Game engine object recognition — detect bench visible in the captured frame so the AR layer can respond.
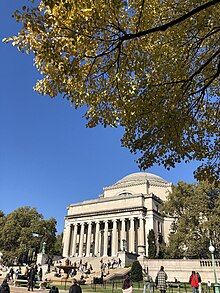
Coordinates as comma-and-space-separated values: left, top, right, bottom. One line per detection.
14, 279, 28, 287
167, 282, 183, 288
14, 279, 51, 289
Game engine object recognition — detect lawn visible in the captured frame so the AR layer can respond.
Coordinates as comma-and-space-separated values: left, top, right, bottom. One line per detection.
55, 281, 213, 293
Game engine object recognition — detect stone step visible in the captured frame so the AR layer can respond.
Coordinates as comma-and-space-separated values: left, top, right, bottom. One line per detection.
104, 267, 131, 281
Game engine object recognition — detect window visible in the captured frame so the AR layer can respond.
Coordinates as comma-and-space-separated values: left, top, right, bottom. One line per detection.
119, 192, 132, 196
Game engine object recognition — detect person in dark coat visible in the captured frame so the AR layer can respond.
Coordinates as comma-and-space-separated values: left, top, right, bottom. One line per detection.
122, 274, 132, 293
69, 279, 82, 293
38, 268, 42, 281
9, 268, 14, 280
0, 279, 10, 293
27, 267, 36, 291
155, 266, 168, 293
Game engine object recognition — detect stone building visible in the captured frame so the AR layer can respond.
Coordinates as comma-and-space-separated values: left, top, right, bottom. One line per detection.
62, 172, 173, 259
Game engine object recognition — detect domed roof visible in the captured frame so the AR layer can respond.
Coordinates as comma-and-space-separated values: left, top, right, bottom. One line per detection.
113, 172, 169, 187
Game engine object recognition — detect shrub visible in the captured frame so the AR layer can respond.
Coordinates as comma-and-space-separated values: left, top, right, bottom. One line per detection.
130, 260, 143, 282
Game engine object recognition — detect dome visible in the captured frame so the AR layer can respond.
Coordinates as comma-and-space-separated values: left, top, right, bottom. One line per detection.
113, 172, 169, 187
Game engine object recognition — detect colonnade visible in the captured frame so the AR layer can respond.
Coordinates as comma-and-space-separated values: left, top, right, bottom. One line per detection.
63, 216, 153, 258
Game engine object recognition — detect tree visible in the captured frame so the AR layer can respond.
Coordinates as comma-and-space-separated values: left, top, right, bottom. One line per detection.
163, 181, 220, 258
130, 260, 143, 282
0, 206, 57, 264
3, 0, 220, 183
0, 211, 6, 252
148, 229, 157, 259
158, 238, 167, 259
53, 232, 63, 256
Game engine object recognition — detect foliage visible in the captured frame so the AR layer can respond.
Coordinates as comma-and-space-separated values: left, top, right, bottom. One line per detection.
0, 206, 57, 264
3, 0, 220, 183
130, 260, 143, 282
163, 181, 220, 258
148, 229, 157, 259
53, 232, 63, 256
157, 241, 167, 259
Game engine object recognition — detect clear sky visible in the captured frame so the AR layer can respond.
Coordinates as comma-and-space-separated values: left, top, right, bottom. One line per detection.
1, 1, 200, 234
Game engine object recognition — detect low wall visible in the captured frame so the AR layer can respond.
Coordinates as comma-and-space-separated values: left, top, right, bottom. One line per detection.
139, 258, 220, 283
55, 254, 220, 284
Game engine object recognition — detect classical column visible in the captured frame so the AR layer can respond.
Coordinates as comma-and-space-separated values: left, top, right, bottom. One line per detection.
145, 216, 151, 257
78, 222, 85, 257
94, 221, 100, 256
138, 217, 145, 255
129, 217, 135, 253
121, 218, 126, 251
111, 219, 117, 256
86, 222, 92, 256
63, 223, 71, 257
103, 220, 109, 256
71, 223, 78, 256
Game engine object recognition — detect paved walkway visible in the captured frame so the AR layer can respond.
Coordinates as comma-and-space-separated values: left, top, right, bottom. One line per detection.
10, 288, 68, 293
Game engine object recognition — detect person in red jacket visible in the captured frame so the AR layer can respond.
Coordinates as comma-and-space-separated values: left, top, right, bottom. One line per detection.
189, 271, 199, 293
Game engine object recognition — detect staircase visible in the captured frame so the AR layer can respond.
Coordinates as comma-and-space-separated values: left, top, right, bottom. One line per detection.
103, 267, 131, 282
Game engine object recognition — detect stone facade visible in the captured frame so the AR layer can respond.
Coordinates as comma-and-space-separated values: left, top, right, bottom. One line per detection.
62, 172, 173, 259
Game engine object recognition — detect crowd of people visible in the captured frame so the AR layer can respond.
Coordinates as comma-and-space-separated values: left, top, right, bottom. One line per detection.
0, 262, 215, 293
121, 266, 212, 293
3, 265, 43, 283
100, 257, 122, 277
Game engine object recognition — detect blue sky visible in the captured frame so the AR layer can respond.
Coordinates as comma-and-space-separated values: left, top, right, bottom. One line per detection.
1, 1, 200, 234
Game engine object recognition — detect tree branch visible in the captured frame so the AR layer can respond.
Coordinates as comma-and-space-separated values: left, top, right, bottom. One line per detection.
136, 0, 145, 33
120, 0, 219, 41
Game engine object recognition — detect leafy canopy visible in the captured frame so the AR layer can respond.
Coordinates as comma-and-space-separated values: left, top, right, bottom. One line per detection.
163, 181, 220, 258
0, 206, 58, 264
3, 0, 220, 182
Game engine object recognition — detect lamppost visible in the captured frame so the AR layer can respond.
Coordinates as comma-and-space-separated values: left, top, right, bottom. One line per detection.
0, 252, 3, 264
32, 232, 43, 261
209, 241, 219, 293
42, 242, 46, 254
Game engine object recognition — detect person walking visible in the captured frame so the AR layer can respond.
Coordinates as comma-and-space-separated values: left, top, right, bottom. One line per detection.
9, 268, 14, 280
196, 272, 202, 293
143, 269, 148, 293
155, 266, 168, 293
122, 274, 133, 293
148, 275, 153, 293
27, 266, 36, 291
69, 279, 82, 293
38, 267, 42, 281
189, 271, 199, 293
0, 279, 10, 293
206, 281, 211, 293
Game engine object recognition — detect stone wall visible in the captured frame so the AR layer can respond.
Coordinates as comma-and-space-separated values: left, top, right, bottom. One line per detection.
139, 258, 220, 283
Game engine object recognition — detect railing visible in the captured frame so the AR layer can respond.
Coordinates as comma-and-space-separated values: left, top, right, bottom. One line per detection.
200, 260, 220, 267
50, 280, 218, 293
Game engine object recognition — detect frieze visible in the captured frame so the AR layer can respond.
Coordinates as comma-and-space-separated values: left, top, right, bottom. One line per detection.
65, 206, 147, 220
69, 192, 146, 208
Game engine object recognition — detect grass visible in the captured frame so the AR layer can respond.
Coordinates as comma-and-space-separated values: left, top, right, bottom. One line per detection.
55, 281, 213, 293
